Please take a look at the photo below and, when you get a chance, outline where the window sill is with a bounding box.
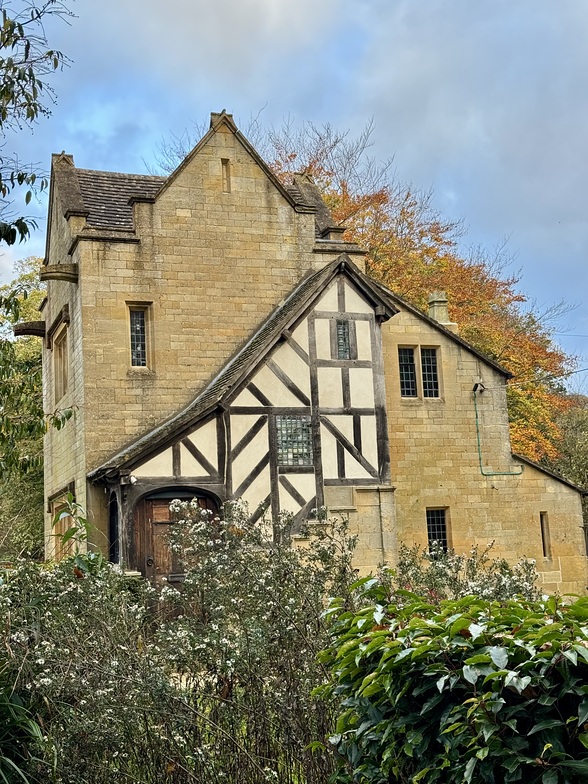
[127,367,155,378]
[399,397,444,404]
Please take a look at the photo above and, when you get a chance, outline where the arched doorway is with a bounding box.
[132,489,219,581]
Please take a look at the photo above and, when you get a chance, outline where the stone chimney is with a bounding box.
[428,291,458,334]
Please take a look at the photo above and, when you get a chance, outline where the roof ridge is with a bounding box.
[75,167,166,181]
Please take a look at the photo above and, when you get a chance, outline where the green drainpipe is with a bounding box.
[473,384,523,477]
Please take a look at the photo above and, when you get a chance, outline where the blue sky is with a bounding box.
[5,0,588,381]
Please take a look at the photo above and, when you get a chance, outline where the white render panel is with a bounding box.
[240,464,271,511]
[315,281,338,311]
[232,387,263,407]
[282,472,315,502]
[231,413,265,448]
[318,366,343,408]
[272,342,311,397]
[345,451,373,479]
[232,424,269,488]
[349,367,375,407]
[186,418,217,469]
[133,448,174,477]
[315,318,332,360]
[360,415,379,469]
[290,317,309,355]
[180,443,207,476]
[279,482,303,515]
[320,423,338,480]
[356,320,372,361]
[251,364,306,407]
[344,281,372,313]
[325,414,354,442]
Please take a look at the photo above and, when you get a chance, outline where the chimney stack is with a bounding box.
[428,291,458,334]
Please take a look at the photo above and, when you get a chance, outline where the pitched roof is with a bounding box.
[48,112,357,252]
[512,453,587,495]
[88,255,398,481]
[75,169,164,230]
[369,278,512,379]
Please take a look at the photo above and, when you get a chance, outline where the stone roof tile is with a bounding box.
[75,169,164,230]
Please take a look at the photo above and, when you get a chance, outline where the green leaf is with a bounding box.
[528,719,564,736]
[488,646,509,669]
[463,664,479,685]
[542,771,558,784]
[578,733,588,749]
[469,623,485,640]
[464,757,477,783]
[562,649,578,666]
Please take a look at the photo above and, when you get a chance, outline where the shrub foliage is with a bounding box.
[0,502,356,784]
[321,588,588,784]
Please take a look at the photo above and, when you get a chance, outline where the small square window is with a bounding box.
[426,508,449,553]
[276,415,313,466]
[398,347,417,397]
[130,308,148,367]
[53,327,68,401]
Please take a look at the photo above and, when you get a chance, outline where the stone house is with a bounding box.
[21,111,588,593]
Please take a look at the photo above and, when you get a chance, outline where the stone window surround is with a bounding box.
[397,344,442,400]
[426,507,450,553]
[126,301,153,370]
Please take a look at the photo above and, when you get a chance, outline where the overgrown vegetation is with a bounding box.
[0,499,546,783]
[321,588,588,784]
[1,503,356,783]
[0,0,72,245]
[388,542,540,604]
[0,258,45,559]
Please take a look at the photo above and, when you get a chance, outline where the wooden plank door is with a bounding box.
[133,495,218,581]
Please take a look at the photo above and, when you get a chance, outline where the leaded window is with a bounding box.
[54,327,68,401]
[130,309,147,367]
[426,508,448,552]
[398,347,417,397]
[276,415,313,466]
[336,320,351,360]
[421,348,439,397]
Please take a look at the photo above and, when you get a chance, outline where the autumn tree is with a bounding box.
[0,2,73,553]
[156,117,572,461]
[264,119,573,461]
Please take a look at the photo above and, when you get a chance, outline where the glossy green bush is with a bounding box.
[320,587,588,784]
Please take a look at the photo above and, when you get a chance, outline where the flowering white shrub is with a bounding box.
[0,502,540,784]
[379,542,540,603]
[0,503,357,784]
